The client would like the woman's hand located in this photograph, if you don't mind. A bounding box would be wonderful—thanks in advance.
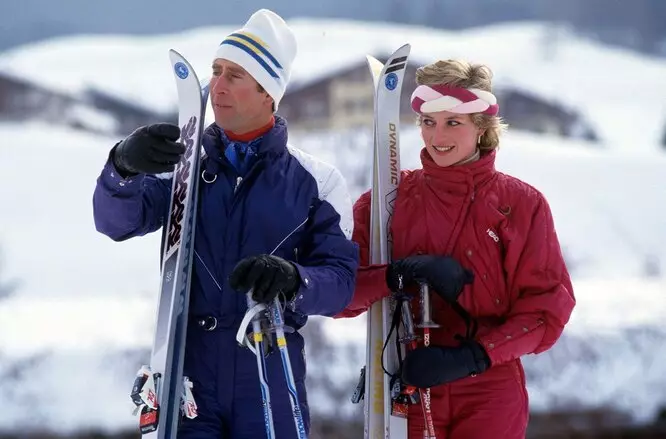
[386,254,474,302]
[401,340,490,388]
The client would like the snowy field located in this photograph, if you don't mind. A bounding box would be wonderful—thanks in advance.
[0,17,665,434]
[0,120,664,432]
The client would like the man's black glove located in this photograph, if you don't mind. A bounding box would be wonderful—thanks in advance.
[386,255,474,302]
[401,341,490,388]
[112,123,184,177]
[229,255,301,304]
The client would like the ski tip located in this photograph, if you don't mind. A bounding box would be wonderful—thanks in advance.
[365,55,384,77]
[169,50,189,77]
[200,77,211,102]
[168,50,201,85]
[200,77,211,93]
[388,43,412,62]
[168,48,187,67]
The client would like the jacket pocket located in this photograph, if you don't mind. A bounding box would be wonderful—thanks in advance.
[457,206,511,316]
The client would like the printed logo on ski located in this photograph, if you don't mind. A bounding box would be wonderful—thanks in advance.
[167,116,197,252]
[174,62,189,79]
[385,72,398,90]
[423,389,432,416]
[388,122,399,185]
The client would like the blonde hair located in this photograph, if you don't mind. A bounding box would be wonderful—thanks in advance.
[415,59,508,152]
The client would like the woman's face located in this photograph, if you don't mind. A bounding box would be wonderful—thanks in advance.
[420,111,483,167]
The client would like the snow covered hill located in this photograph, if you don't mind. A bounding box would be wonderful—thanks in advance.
[0,17,665,434]
[1,19,666,150]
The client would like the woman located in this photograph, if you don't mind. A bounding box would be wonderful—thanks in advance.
[337,59,576,438]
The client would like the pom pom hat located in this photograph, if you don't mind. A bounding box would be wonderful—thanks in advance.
[215,9,297,111]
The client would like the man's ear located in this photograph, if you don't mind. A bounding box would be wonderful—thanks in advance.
[265,94,275,113]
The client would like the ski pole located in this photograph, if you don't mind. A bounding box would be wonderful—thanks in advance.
[237,229,309,439]
[269,296,308,439]
[246,290,276,439]
[399,287,437,439]
[417,283,440,439]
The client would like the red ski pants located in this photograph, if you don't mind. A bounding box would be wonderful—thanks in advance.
[407,359,529,439]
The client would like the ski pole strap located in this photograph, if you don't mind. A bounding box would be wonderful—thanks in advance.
[236,301,269,355]
[450,301,478,340]
[381,290,408,378]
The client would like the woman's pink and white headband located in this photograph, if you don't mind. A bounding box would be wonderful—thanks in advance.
[410,84,499,116]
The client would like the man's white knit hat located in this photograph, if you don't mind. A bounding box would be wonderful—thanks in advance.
[215,9,297,111]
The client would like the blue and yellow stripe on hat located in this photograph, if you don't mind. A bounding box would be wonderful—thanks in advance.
[220,31,282,79]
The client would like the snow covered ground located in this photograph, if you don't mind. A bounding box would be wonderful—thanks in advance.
[0,120,664,433]
[0,17,665,434]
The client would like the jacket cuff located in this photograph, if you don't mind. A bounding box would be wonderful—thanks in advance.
[99,148,145,196]
[468,340,491,372]
[476,317,546,366]
[287,262,314,315]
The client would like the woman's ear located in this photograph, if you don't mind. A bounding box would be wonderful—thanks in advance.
[477,129,486,144]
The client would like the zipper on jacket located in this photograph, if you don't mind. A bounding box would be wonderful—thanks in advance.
[230,160,264,211]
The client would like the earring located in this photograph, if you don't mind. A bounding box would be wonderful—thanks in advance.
[477,135,482,145]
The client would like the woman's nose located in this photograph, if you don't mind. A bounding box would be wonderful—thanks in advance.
[431,127,449,143]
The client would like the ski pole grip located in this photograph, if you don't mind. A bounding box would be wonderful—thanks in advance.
[417,283,440,329]
[400,298,417,340]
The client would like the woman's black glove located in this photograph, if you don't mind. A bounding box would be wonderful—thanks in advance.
[386,255,474,302]
[401,340,490,388]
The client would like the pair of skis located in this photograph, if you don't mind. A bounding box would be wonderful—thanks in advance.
[129,50,306,439]
[129,50,208,438]
[356,45,439,439]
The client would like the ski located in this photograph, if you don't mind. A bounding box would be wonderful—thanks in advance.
[362,44,411,439]
[129,49,209,439]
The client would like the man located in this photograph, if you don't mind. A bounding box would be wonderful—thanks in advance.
[92,9,359,438]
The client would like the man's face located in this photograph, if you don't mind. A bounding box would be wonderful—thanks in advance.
[209,59,274,133]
